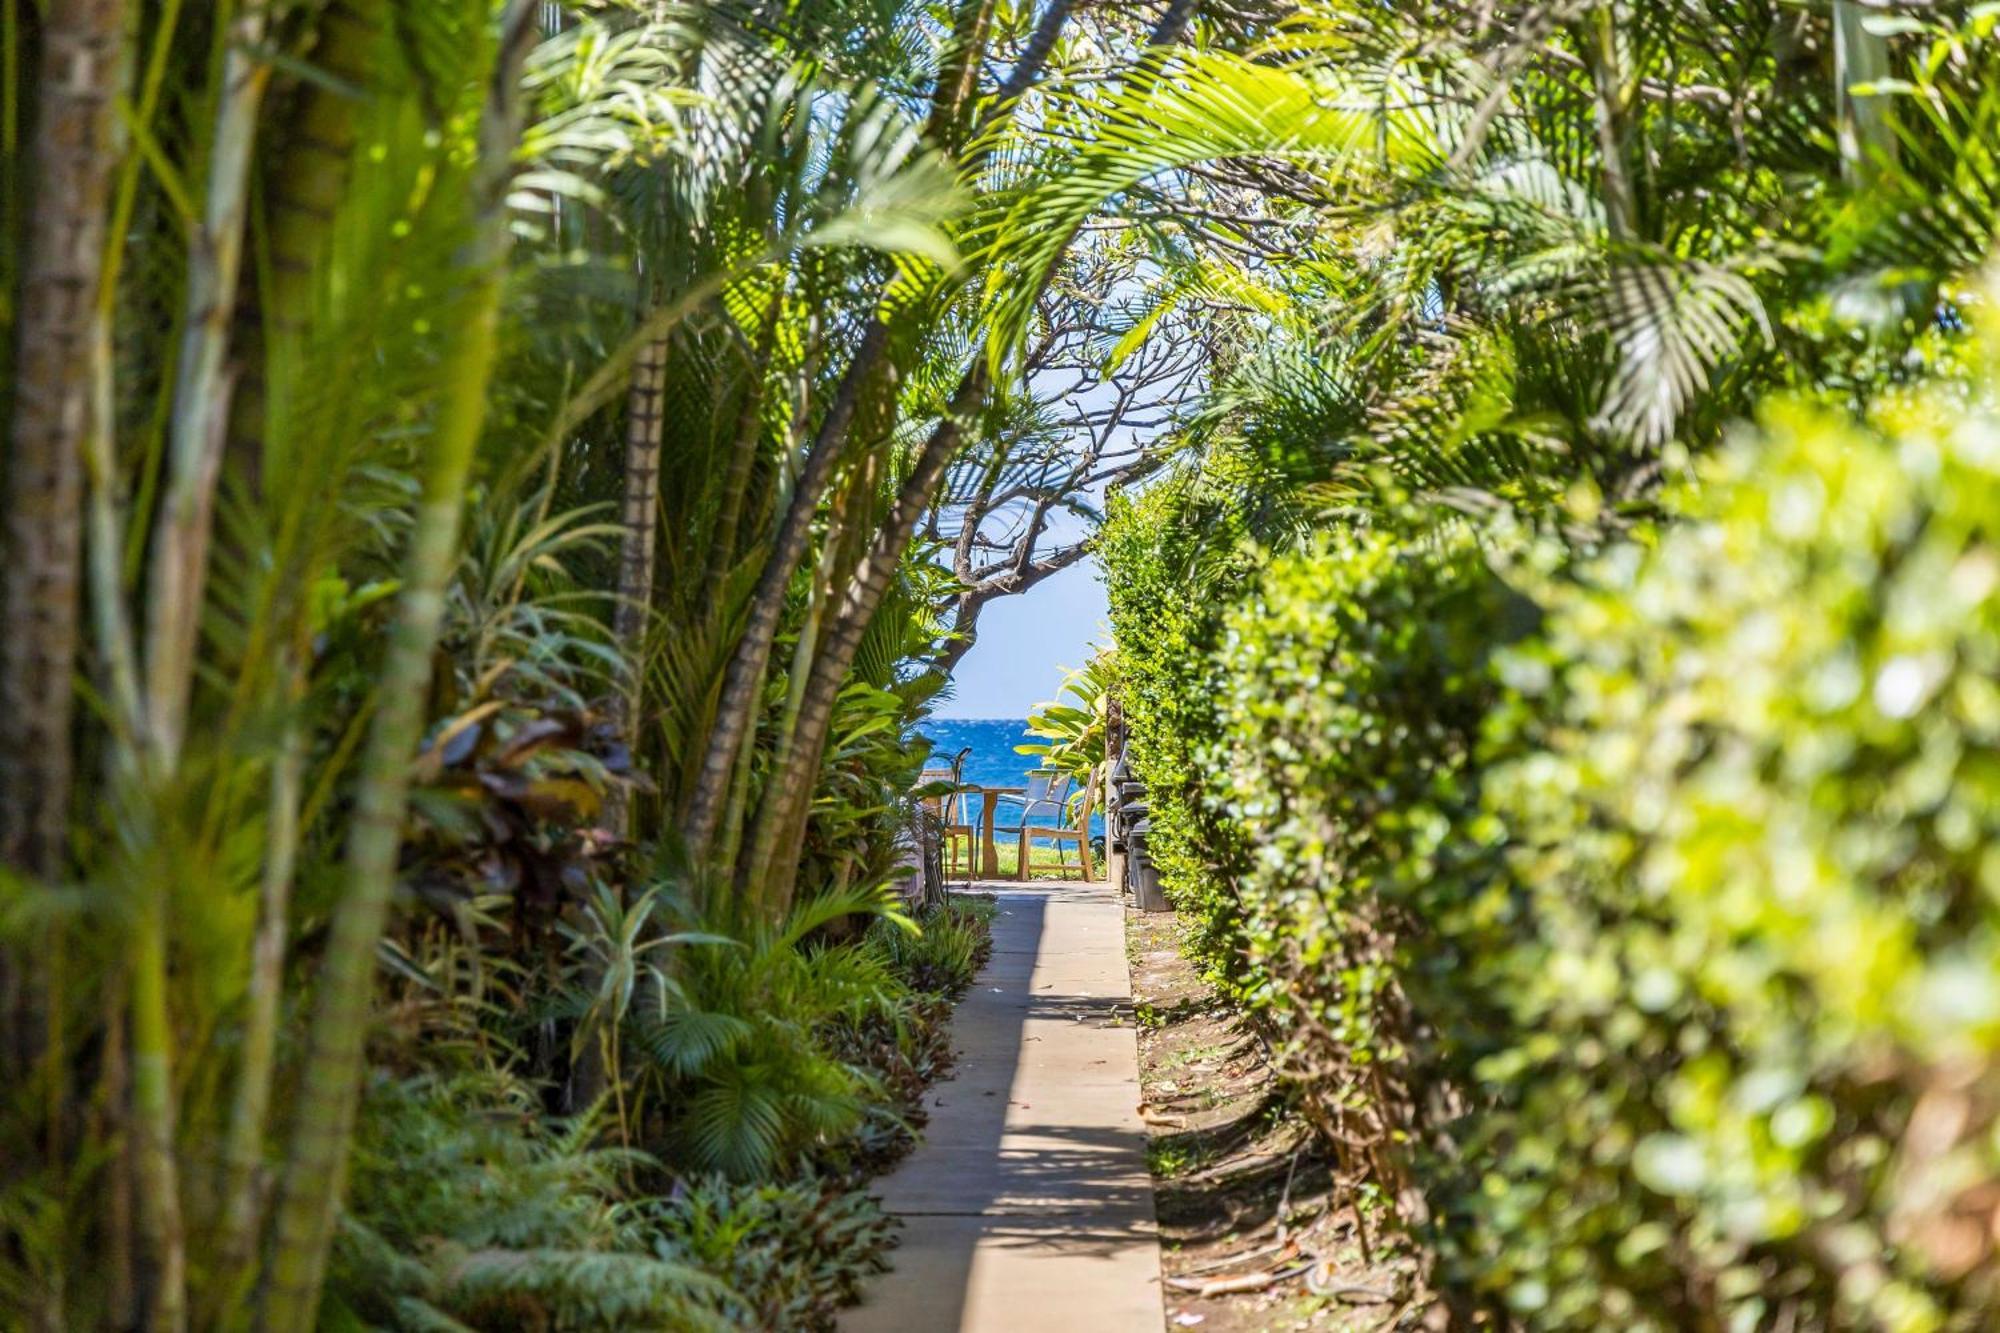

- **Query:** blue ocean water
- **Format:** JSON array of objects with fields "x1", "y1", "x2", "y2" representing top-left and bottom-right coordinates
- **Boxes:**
[{"x1": 915, "y1": 717, "x2": 1103, "y2": 835}]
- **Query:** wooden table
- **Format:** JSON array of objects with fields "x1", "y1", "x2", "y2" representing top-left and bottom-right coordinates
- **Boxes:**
[{"x1": 978, "y1": 786, "x2": 1023, "y2": 880}]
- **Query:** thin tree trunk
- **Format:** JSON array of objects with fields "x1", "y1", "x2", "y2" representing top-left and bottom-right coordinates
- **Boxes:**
[
  {"x1": 0, "y1": 0, "x2": 124, "y2": 1066},
  {"x1": 712, "y1": 314, "x2": 820, "y2": 882},
  {"x1": 989, "y1": 0, "x2": 1076, "y2": 112},
  {"x1": 577, "y1": 324, "x2": 668, "y2": 1108},
  {"x1": 1580, "y1": 7, "x2": 1639, "y2": 243},
  {"x1": 257, "y1": 9, "x2": 537, "y2": 1328},
  {"x1": 602, "y1": 331, "x2": 669, "y2": 840},
  {"x1": 679, "y1": 317, "x2": 890, "y2": 863},
  {"x1": 130, "y1": 895, "x2": 188, "y2": 1332},
  {"x1": 1146, "y1": 0, "x2": 1198, "y2": 53},
  {"x1": 928, "y1": 0, "x2": 1000, "y2": 149},
  {"x1": 739, "y1": 462, "x2": 867, "y2": 906},
  {"x1": 126, "y1": 21, "x2": 274, "y2": 1326},
  {"x1": 101, "y1": 987, "x2": 138, "y2": 1333}
]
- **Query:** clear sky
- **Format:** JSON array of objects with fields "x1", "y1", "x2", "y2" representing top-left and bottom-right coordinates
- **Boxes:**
[{"x1": 934, "y1": 559, "x2": 1113, "y2": 719}]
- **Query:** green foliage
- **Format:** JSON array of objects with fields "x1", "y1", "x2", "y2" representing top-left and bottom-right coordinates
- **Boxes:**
[
  {"x1": 1205, "y1": 519, "x2": 1522, "y2": 1185},
  {"x1": 646, "y1": 1176, "x2": 895, "y2": 1333},
  {"x1": 820, "y1": 895, "x2": 996, "y2": 1171},
  {"x1": 626, "y1": 882, "x2": 909, "y2": 1180},
  {"x1": 867, "y1": 894, "x2": 995, "y2": 999},
  {"x1": 1017, "y1": 650, "x2": 1119, "y2": 794},
  {"x1": 1439, "y1": 359, "x2": 2000, "y2": 1330},
  {"x1": 1099, "y1": 481, "x2": 1248, "y2": 971},
  {"x1": 1107, "y1": 321, "x2": 2000, "y2": 1327},
  {"x1": 331, "y1": 1072, "x2": 732, "y2": 1331}
]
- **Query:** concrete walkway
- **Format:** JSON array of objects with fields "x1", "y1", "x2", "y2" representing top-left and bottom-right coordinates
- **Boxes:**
[{"x1": 844, "y1": 881, "x2": 1162, "y2": 1333}]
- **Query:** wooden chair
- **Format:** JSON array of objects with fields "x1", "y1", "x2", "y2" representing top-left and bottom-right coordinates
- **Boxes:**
[
  {"x1": 994, "y1": 769, "x2": 1094, "y2": 881},
  {"x1": 1041, "y1": 779, "x2": 1096, "y2": 882}
]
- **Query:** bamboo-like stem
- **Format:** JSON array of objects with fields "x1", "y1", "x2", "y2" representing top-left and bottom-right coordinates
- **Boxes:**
[
  {"x1": 0, "y1": 0, "x2": 124, "y2": 1059},
  {"x1": 224, "y1": 0, "x2": 387, "y2": 488},
  {"x1": 713, "y1": 317, "x2": 819, "y2": 880},
  {"x1": 144, "y1": 0, "x2": 270, "y2": 767},
  {"x1": 126, "y1": 18, "x2": 271, "y2": 1325},
  {"x1": 714, "y1": 689, "x2": 763, "y2": 901},
  {"x1": 85, "y1": 323, "x2": 146, "y2": 749},
  {"x1": 1833, "y1": 0, "x2": 1893, "y2": 188},
  {"x1": 1580, "y1": 6, "x2": 1639, "y2": 244},
  {"x1": 927, "y1": 0, "x2": 1000, "y2": 151},
  {"x1": 212, "y1": 659, "x2": 305, "y2": 1312},
  {"x1": 101, "y1": 986, "x2": 138, "y2": 1331},
  {"x1": 256, "y1": 8, "x2": 537, "y2": 1328},
  {"x1": 130, "y1": 893, "x2": 188, "y2": 1332},
  {"x1": 580, "y1": 326, "x2": 670, "y2": 1106},
  {"x1": 5, "y1": 0, "x2": 129, "y2": 1317},
  {"x1": 704, "y1": 283, "x2": 785, "y2": 592}
]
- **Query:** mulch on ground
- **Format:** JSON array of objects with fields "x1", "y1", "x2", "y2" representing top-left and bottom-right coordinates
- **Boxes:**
[{"x1": 1127, "y1": 910, "x2": 1435, "y2": 1333}]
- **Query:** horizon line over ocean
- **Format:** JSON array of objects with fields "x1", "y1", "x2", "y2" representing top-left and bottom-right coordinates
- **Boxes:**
[{"x1": 914, "y1": 717, "x2": 1103, "y2": 834}]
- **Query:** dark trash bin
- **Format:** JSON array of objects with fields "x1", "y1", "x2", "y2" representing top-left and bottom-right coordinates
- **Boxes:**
[{"x1": 1126, "y1": 815, "x2": 1169, "y2": 913}]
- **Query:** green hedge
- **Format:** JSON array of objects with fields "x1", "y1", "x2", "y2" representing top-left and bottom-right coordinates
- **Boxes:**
[
  {"x1": 1098, "y1": 478, "x2": 1248, "y2": 972},
  {"x1": 1104, "y1": 364, "x2": 2000, "y2": 1327}
]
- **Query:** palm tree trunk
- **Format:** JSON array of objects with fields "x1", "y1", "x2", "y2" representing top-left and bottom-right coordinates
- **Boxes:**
[
  {"x1": 739, "y1": 464, "x2": 866, "y2": 906},
  {"x1": 577, "y1": 322, "x2": 669, "y2": 1107},
  {"x1": 756, "y1": 364, "x2": 988, "y2": 915},
  {"x1": 989, "y1": 0, "x2": 1075, "y2": 112},
  {"x1": 927, "y1": 0, "x2": 1000, "y2": 150},
  {"x1": 0, "y1": 0, "x2": 124, "y2": 1065},
  {"x1": 101, "y1": 990, "x2": 138, "y2": 1331},
  {"x1": 257, "y1": 9, "x2": 538, "y2": 1328},
  {"x1": 603, "y1": 330, "x2": 668, "y2": 840},
  {"x1": 679, "y1": 317, "x2": 890, "y2": 863},
  {"x1": 4, "y1": 7, "x2": 129, "y2": 1316},
  {"x1": 712, "y1": 314, "x2": 820, "y2": 881},
  {"x1": 130, "y1": 897, "x2": 188, "y2": 1332},
  {"x1": 125, "y1": 22, "x2": 274, "y2": 1326}
]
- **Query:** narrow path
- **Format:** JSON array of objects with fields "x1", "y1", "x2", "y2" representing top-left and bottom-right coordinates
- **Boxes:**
[{"x1": 844, "y1": 880, "x2": 1163, "y2": 1333}]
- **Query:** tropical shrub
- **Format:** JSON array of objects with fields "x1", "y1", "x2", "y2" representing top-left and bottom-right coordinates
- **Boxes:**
[
  {"x1": 866, "y1": 894, "x2": 996, "y2": 999},
  {"x1": 626, "y1": 884, "x2": 910, "y2": 1181},
  {"x1": 332, "y1": 1072, "x2": 730, "y2": 1331},
  {"x1": 1018, "y1": 651, "x2": 1120, "y2": 793},
  {"x1": 647, "y1": 1175, "x2": 896, "y2": 1333},
  {"x1": 823, "y1": 896, "x2": 998, "y2": 1170}
]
